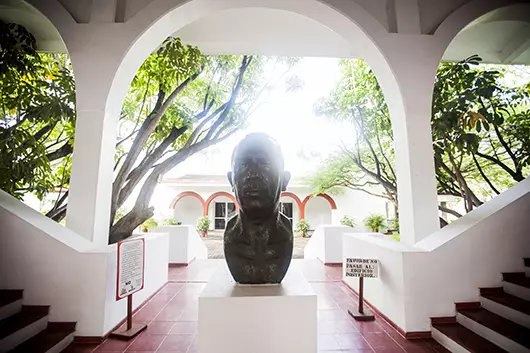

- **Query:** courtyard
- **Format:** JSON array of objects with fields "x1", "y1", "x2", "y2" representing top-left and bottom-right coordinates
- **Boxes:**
[
  {"x1": 64, "y1": 260, "x2": 449, "y2": 353},
  {"x1": 1, "y1": 1, "x2": 530, "y2": 352}
]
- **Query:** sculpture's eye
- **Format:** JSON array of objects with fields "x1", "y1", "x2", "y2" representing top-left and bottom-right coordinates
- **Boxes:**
[{"x1": 258, "y1": 157, "x2": 270, "y2": 166}]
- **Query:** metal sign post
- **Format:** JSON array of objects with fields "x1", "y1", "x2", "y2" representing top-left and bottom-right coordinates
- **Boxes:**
[
  {"x1": 344, "y1": 258, "x2": 379, "y2": 321},
  {"x1": 111, "y1": 238, "x2": 147, "y2": 339}
]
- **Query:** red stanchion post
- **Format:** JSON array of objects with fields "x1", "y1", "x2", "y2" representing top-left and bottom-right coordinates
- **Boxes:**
[
  {"x1": 127, "y1": 294, "x2": 133, "y2": 330},
  {"x1": 111, "y1": 239, "x2": 148, "y2": 340},
  {"x1": 348, "y1": 275, "x2": 373, "y2": 321},
  {"x1": 358, "y1": 277, "x2": 364, "y2": 314}
]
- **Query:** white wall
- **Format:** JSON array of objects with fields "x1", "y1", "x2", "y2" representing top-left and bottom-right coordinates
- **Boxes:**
[
  {"x1": 304, "y1": 196, "x2": 331, "y2": 229},
  {"x1": 342, "y1": 233, "x2": 412, "y2": 330},
  {"x1": 153, "y1": 182, "x2": 390, "y2": 232},
  {"x1": 103, "y1": 233, "x2": 169, "y2": 334},
  {"x1": 332, "y1": 190, "x2": 391, "y2": 229},
  {"x1": 0, "y1": 190, "x2": 169, "y2": 336},
  {"x1": 174, "y1": 197, "x2": 203, "y2": 227},
  {"x1": 343, "y1": 177, "x2": 530, "y2": 333},
  {"x1": 155, "y1": 225, "x2": 207, "y2": 264},
  {"x1": 305, "y1": 225, "x2": 363, "y2": 264},
  {"x1": 0, "y1": 199, "x2": 108, "y2": 335},
  {"x1": 174, "y1": 7, "x2": 351, "y2": 57},
  {"x1": 404, "y1": 177, "x2": 530, "y2": 331}
]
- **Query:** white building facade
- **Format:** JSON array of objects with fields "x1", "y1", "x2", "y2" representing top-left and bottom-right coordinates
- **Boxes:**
[{"x1": 152, "y1": 174, "x2": 395, "y2": 231}]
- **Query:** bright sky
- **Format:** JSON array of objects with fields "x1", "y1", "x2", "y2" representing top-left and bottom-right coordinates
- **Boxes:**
[{"x1": 166, "y1": 57, "x2": 353, "y2": 179}]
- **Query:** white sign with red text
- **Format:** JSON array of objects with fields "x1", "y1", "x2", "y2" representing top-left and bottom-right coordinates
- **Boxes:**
[{"x1": 116, "y1": 238, "x2": 145, "y2": 300}]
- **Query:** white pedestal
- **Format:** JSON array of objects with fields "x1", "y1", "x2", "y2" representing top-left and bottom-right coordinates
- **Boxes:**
[
  {"x1": 198, "y1": 265, "x2": 317, "y2": 353},
  {"x1": 155, "y1": 225, "x2": 207, "y2": 264}
]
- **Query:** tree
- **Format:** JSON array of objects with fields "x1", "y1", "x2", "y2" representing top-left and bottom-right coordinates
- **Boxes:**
[
  {"x1": 108, "y1": 39, "x2": 265, "y2": 243},
  {"x1": 432, "y1": 56, "x2": 530, "y2": 212},
  {"x1": 107, "y1": 39, "x2": 292, "y2": 243},
  {"x1": 310, "y1": 56, "x2": 530, "y2": 225},
  {"x1": 2, "y1": 21, "x2": 295, "y2": 241},
  {"x1": 311, "y1": 60, "x2": 397, "y2": 207},
  {"x1": 0, "y1": 20, "x2": 75, "y2": 218}
]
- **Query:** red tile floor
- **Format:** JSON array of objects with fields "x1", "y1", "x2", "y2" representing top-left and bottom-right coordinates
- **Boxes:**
[{"x1": 65, "y1": 259, "x2": 449, "y2": 353}]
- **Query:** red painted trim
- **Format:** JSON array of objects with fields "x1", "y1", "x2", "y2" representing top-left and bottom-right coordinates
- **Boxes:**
[
  {"x1": 480, "y1": 287, "x2": 504, "y2": 295},
  {"x1": 455, "y1": 302, "x2": 481, "y2": 310},
  {"x1": 73, "y1": 336, "x2": 105, "y2": 344},
  {"x1": 302, "y1": 193, "x2": 338, "y2": 212},
  {"x1": 405, "y1": 331, "x2": 432, "y2": 339},
  {"x1": 431, "y1": 316, "x2": 457, "y2": 324},
  {"x1": 342, "y1": 280, "x2": 430, "y2": 340},
  {"x1": 205, "y1": 191, "x2": 239, "y2": 213},
  {"x1": 169, "y1": 191, "x2": 207, "y2": 216},
  {"x1": 74, "y1": 281, "x2": 168, "y2": 343}
]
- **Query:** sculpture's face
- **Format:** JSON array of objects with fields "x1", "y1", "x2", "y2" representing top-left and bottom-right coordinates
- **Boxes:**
[{"x1": 228, "y1": 135, "x2": 290, "y2": 219}]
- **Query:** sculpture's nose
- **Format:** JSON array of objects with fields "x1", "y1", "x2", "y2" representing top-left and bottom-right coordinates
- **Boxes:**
[{"x1": 246, "y1": 167, "x2": 260, "y2": 180}]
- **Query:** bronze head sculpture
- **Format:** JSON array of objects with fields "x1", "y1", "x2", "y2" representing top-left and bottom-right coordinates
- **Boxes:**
[{"x1": 224, "y1": 133, "x2": 294, "y2": 284}]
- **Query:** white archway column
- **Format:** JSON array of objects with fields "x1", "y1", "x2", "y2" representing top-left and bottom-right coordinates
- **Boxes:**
[
  {"x1": 25, "y1": 1, "x2": 135, "y2": 246},
  {"x1": 66, "y1": 48, "x2": 124, "y2": 246},
  {"x1": 382, "y1": 39, "x2": 444, "y2": 245}
]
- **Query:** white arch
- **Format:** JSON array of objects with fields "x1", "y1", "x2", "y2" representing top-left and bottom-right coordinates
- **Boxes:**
[
  {"x1": 106, "y1": 0, "x2": 404, "y2": 126},
  {"x1": 27, "y1": 0, "x2": 444, "y2": 244},
  {"x1": 23, "y1": 0, "x2": 76, "y2": 49},
  {"x1": 434, "y1": 0, "x2": 526, "y2": 52}
]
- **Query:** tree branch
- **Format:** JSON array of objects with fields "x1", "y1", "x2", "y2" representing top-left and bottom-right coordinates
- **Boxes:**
[
  {"x1": 472, "y1": 153, "x2": 500, "y2": 195},
  {"x1": 438, "y1": 205, "x2": 462, "y2": 218}
]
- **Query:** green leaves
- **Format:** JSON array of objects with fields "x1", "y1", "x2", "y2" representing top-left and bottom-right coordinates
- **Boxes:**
[
  {"x1": 0, "y1": 21, "x2": 75, "y2": 203},
  {"x1": 134, "y1": 37, "x2": 204, "y2": 94},
  {"x1": 312, "y1": 54, "x2": 530, "y2": 219}
]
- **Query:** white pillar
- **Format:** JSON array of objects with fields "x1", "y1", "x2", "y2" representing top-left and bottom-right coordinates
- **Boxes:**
[
  {"x1": 66, "y1": 110, "x2": 118, "y2": 246},
  {"x1": 331, "y1": 209, "x2": 340, "y2": 225},
  {"x1": 382, "y1": 39, "x2": 444, "y2": 245},
  {"x1": 66, "y1": 48, "x2": 122, "y2": 246}
]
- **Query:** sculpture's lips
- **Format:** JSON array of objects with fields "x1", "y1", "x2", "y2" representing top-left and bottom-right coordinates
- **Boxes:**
[
  {"x1": 241, "y1": 183, "x2": 267, "y2": 196},
  {"x1": 243, "y1": 190, "x2": 262, "y2": 197}
]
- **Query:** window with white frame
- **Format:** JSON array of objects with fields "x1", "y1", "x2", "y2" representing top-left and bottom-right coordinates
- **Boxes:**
[
  {"x1": 280, "y1": 202, "x2": 293, "y2": 228},
  {"x1": 214, "y1": 201, "x2": 236, "y2": 230}
]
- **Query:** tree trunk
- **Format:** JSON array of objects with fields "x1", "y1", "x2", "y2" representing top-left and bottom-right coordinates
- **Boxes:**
[{"x1": 109, "y1": 205, "x2": 155, "y2": 244}]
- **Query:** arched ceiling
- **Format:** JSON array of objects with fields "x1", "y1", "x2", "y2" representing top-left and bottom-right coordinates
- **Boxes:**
[
  {"x1": 172, "y1": 8, "x2": 353, "y2": 58},
  {"x1": 173, "y1": 5, "x2": 530, "y2": 64},
  {"x1": 0, "y1": 0, "x2": 66, "y2": 52},
  {"x1": 1, "y1": 1, "x2": 530, "y2": 65},
  {"x1": 443, "y1": 4, "x2": 530, "y2": 64}
]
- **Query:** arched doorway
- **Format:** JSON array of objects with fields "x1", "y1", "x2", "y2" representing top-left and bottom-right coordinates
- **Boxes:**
[
  {"x1": 169, "y1": 192, "x2": 207, "y2": 227},
  {"x1": 301, "y1": 194, "x2": 337, "y2": 229}
]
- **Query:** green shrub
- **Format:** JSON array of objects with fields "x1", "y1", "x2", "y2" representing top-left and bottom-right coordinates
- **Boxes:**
[
  {"x1": 141, "y1": 218, "x2": 158, "y2": 232},
  {"x1": 364, "y1": 214, "x2": 385, "y2": 232},
  {"x1": 161, "y1": 217, "x2": 181, "y2": 226},
  {"x1": 295, "y1": 219, "x2": 311, "y2": 237},
  {"x1": 340, "y1": 215, "x2": 356, "y2": 228},
  {"x1": 197, "y1": 216, "x2": 210, "y2": 232}
]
